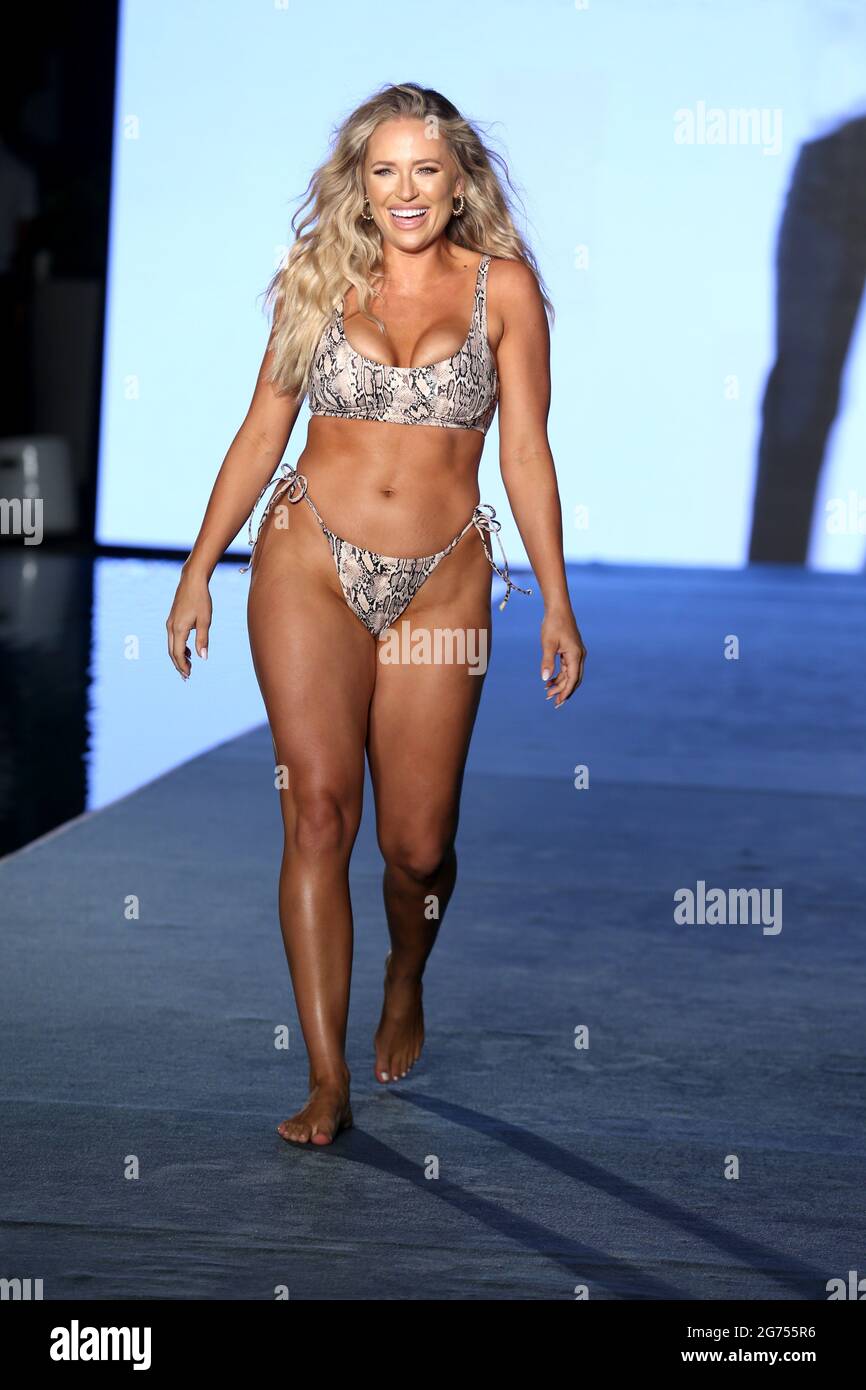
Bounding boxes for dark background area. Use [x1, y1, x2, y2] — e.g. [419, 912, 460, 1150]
[1, 1, 117, 546]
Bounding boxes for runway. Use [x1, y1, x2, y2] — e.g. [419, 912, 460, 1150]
[2, 563, 864, 1299]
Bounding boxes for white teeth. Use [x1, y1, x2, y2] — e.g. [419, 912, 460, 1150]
[390, 209, 427, 219]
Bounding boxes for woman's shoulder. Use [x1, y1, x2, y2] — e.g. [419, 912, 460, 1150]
[485, 254, 544, 311]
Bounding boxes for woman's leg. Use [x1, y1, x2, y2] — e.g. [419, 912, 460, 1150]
[247, 488, 377, 1142]
[366, 524, 493, 1082]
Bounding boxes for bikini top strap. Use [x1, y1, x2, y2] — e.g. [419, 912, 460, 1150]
[473, 254, 492, 339]
[335, 257, 490, 341]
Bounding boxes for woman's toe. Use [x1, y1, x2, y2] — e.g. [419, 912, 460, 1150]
[279, 1119, 311, 1144]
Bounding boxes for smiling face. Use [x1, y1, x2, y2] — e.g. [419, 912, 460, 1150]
[362, 116, 463, 250]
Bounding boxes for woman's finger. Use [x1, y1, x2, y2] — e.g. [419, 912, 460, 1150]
[553, 644, 586, 704]
[572, 643, 587, 690]
[167, 618, 192, 679]
[567, 644, 586, 700]
[165, 618, 181, 675]
[545, 659, 566, 691]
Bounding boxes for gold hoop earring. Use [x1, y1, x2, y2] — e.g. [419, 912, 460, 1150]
[361, 197, 374, 221]
[452, 193, 465, 217]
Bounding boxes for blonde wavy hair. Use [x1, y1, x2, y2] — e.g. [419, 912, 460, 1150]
[262, 81, 553, 398]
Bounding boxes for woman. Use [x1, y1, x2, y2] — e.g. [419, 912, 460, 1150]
[166, 83, 586, 1147]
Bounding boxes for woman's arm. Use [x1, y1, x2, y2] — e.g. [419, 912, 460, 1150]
[165, 329, 305, 680]
[184, 335, 305, 583]
[492, 258, 586, 706]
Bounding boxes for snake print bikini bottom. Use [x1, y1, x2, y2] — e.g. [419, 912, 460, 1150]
[240, 463, 533, 638]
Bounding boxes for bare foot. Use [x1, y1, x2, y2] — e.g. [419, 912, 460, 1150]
[374, 951, 425, 1083]
[276, 1078, 353, 1146]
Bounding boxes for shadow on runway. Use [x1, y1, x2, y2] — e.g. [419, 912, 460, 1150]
[280, 1114, 685, 1298]
[330, 1091, 828, 1300]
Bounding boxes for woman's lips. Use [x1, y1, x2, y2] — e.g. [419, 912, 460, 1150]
[388, 208, 429, 228]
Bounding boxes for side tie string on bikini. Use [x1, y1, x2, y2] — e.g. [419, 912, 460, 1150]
[472, 503, 534, 611]
[238, 463, 308, 574]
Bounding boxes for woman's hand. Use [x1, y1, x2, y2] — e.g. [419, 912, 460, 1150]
[166, 561, 212, 681]
[540, 602, 586, 708]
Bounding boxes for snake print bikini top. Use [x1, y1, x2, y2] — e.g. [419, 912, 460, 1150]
[306, 253, 498, 435]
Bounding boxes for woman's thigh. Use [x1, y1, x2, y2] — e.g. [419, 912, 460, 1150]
[366, 526, 493, 865]
[247, 487, 377, 837]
